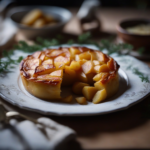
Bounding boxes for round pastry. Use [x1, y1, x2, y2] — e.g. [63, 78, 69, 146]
[20, 47, 120, 104]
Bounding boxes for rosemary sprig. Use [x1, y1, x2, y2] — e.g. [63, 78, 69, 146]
[132, 68, 149, 82]
[126, 64, 149, 83]
[13, 41, 43, 53]
[99, 40, 133, 55]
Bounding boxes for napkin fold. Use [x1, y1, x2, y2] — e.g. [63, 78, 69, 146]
[0, 117, 76, 150]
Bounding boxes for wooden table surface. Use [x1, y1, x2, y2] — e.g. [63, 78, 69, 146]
[1, 7, 150, 149]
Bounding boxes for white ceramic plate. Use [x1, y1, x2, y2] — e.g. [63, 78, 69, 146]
[0, 45, 150, 116]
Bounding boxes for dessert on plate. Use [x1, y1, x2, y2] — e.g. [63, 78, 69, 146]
[20, 47, 120, 104]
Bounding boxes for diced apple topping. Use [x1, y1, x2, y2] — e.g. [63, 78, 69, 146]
[90, 51, 97, 60]
[22, 70, 35, 78]
[64, 66, 76, 76]
[92, 89, 107, 104]
[93, 73, 109, 82]
[70, 47, 81, 59]
[79, 59, 87, 65]
[72, 82, 89, 95]
[93, 64, 110, 73]
[82, 61, 94, 74]
[42, 59, 53, 65]
[75, 52, 91, 61]
[99, 64, 110, 72]
[39, 52, 45, 61]
[23, 58, 42, 70]
[82, 86, 98, 101]
[96, 51, 109, 62]
[32, 51, 41, 58]
[93, 60, 100, 65]
[34, 64, 55, 75]
[54, 56, 70, 65]
[46, 50, 64, 58]
[62, 95, 73, 103]
[50, 70, 63, 77]
[69, 61, 81, 71]
[76, 97, 87, 105]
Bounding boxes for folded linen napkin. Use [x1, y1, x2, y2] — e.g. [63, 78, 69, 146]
[0, 117, 76, 150]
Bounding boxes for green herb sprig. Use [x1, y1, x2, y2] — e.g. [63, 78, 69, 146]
[132, 68, 149, 82]
[126, 64, 149, 83]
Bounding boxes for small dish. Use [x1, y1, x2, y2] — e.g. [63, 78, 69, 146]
[7, 6, 72, 39]
[116, 19, 150, 51]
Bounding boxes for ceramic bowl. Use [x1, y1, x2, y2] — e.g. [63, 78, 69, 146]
[7, 6, 72, 39]
[116, 19, 150, 51]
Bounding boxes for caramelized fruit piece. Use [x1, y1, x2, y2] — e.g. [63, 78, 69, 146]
[94, 73, 119, 98]
[42, 59, 53, 65]
[93, 64, 110, 73]
[23, 59, 42, 70]
[69, 61, 81, 71]
[34, 64, 55, 76]
[22, 70, 35, 78]
[46, 50, 64, 58]
[32, 51, 41, 58]
[90, 51, 97, 60]
[96, 51, 109, 62]
[76, 97, 87, 105]
[93, 73, 109, 82]
[93, 60, 100, 65]
[82, 86, 98, 101]
[21, 9, 43, 25]
[54, 56, 70, 67]
[92, 89, 107, 104]
[70, 47, 81, 59]
[33, 18, 46, 27]
[75, 52, 91, 61]
[50, 70, 63, 77]
[82, 61, 94, 74]
[72, 82, 89, 95]
[62, 95, 73, 103]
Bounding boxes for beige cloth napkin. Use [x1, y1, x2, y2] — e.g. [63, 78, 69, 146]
[0, 117, 76, 150]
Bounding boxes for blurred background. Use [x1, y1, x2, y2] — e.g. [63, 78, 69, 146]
[1, 0, 150, 56]
[1, 0, 150, 9]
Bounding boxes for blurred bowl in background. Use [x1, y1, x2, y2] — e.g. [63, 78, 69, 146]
[116, 19, 150, 51]
[7, 6, 72, 39]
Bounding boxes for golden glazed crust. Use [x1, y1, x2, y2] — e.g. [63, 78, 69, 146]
[20, 47, 120, 103]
